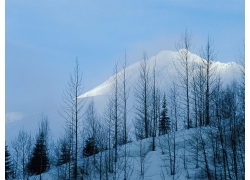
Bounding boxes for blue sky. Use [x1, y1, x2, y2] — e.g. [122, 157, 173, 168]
[5, 1, 245, 122]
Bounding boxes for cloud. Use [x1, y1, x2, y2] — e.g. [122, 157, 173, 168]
[5, 111, 26, 123]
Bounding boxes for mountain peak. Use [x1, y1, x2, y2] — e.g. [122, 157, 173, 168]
[80, 49, 240, 99]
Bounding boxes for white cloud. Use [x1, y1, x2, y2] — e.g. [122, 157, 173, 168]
[5, 111, 26, 123]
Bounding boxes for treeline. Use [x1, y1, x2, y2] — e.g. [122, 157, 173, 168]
[5, 31, 245, 180]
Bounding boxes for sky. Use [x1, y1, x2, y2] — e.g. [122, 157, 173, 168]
[4, 1, 245, 136]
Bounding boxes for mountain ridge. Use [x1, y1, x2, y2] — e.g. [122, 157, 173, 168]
[79, 49, 241, 99]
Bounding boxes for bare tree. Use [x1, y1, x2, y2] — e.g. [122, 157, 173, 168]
[11, 129, 33, 180]
[200, 36, 217, 126]
[95, 121, 109, 180]
[169, 82, 180, 132]
[108, 62, 122, 180]
[112, 62, 121, 165]
[134, 51, 152, 139]
[151, 58, 161, 151]
[119, 51, 134, 180]
[159, 131, 179, 180]
[136, 140, 151, 180]
[119, 143, 134, 180]
[174, 30, 193, 129]
[59, 58, 85, 179]
[120, 51, 131, 145]
[189, 59, 206, 127]
[196, 127, 212, 180]
[103, 99, 115, 174]
[84, 98, 100, 164]
[236, 44, 245, 119]
[102, 62, 122, 179]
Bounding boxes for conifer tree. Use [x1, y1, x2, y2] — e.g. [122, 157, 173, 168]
[159, 93, 170, 135]
[57, 140, 71, 166]
[26, 132, 50, 176]
[5, 145, 14, 180]
[83, 137, 99, 157]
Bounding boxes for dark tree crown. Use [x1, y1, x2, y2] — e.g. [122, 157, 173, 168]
[26, 132, 50, 175]
[83, 137, 99, 157]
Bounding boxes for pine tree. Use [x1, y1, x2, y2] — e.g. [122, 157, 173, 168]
[26, 132, 50, 176]
[83, 137, 99, 157]
[159, 94, 171, 135]
[57, 140, 71, 166]
[5, 145, 14, 180]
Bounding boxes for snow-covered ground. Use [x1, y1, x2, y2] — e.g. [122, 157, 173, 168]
[26, 126, 232, 180]
[25, 128, 184, 179]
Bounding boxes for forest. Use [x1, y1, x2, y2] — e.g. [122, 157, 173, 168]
[5, 32, 245, 180]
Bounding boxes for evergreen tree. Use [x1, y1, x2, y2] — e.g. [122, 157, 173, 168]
[83, 137, 99, 157]
[5, 145, 14, 180]
[158, 94, 171, 135]
[57, 140, 71, 166]
[26, 132, 50, 176]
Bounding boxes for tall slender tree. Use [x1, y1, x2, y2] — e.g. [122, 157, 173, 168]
[120, 51, 130, 145]
[120, 51, 132, 180]
[151, 58, 161, 151]
[200, 36, 217, 126]
[59, 59, 85, 179]
[134, 51, 151, 140]
[174, 30, 193, 129]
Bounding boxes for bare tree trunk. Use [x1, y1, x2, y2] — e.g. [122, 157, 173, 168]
[151, 58, 160, 151]
[199, 128, 212, 180]
[121, 51, 130, 145]
[59, 59, 85, 179]
[170, 82, 179, 132]
[175, 30, 193, 129]
[200, 36, 217, 126]
[134, 51, 151, 140]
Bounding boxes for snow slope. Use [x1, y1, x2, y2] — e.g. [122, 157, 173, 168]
[78, 49, 242, 118]
[24, 127, 223, 180]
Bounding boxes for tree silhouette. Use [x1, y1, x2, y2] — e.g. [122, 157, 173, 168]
[26, 132, 50, 176]
[158, 93, 170, 135]
[57, 140, 71, 166]
[5, 145, 14, 179]
[83, 137, 99, 157]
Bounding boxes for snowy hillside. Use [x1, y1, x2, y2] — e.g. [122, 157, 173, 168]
[23, 128, 197, 180]
[23, 125, 245, 180]
[5, 49, 244, 180]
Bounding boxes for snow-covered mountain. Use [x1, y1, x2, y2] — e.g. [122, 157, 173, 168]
[5, 50, 242, 143]
[79, 50, 240, 99]
[77, 49, 242, 119]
